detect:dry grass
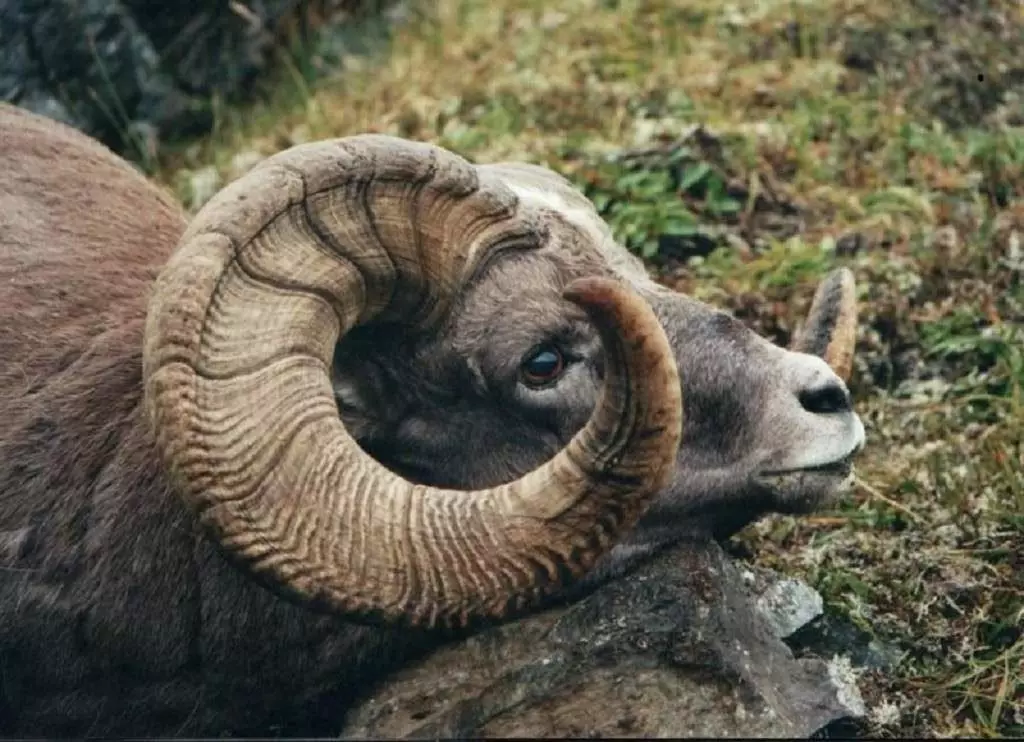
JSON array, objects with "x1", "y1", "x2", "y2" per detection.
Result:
[{"x1": 154, "y1": 0, "x2": 1023, "y2": 736}]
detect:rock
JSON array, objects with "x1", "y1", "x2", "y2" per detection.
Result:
[
  {"x1": 750, "y1": 570, "x2": 824, "y2": 639},
  {"x1": 0, "y1": 0, "x2": 374, "y2": 158},
  {"x1": 0, "y1": 0, "x2": 199, "y2": 162},
  {"x1": 339, "y1": 538, "x2": 865, "y2": 739},
  {"x1": 119, "y1": 0, "x2": 302, "y2": 97}
]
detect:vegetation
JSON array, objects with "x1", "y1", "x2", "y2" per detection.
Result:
[{"x1": 154, "y1": 0, "x2": 1023, "y2": 736}]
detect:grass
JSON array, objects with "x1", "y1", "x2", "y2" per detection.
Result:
[{"x1": 151, "y1": 0, "x2": 1023, "y2": 736}]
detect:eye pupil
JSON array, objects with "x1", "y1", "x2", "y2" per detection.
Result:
[{"x1": 521, "y1": 347, "x2": 564, "y2": 385}]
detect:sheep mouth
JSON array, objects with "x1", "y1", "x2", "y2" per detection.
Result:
[
  {"x1": 753, "y1": 451, "x2": 859, "y2": 513},
  {"x1": 758, "y1": 454, "x2": 855, "y2": 479},
  {"x1": 757, "y1": 440, "x2": 863, "y2": 479},
  {"x1": 802, "y1": 456, "x2": 851, "y2": 474},
  {"x1": 796, "y1": 453, "x2": 856, "y2": 476}
]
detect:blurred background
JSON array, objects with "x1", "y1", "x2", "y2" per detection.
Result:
[{"x1": 3, "y1": 0, "x2": 1021, "y2": 736}]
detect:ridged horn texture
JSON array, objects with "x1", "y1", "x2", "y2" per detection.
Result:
[
  {"x1": 791, "y1": 267, "x2": 858, "y2": 382},
  {"x1": 142, "y1": 135, "x2": 683, "y2": 630}
]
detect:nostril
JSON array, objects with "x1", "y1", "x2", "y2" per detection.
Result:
[{"x1": 799, "y1": 382, "x2": 851, "y2": 415}]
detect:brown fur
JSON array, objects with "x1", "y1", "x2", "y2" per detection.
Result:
[{"x1": 0, "y1": 103, "x2": 431, "y2": 736}]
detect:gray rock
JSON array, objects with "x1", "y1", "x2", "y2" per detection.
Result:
[
  {"x1": 339, "y1": 538, "x2": 865, "y2": 739},
  {"x1": 0, "y1": 0, "x2": 377, "y2": 158},
  {"x1": 0, "y1": 0, "x2": 206, "y2": 160},
  {"x1": 750, "y1": 569, "x2": 825, "y2": 639}
]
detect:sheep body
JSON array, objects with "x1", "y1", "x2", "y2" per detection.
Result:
[
  {"x1": 0, "y1": 102, "x2": 865, "y2": 736},
  {"x1": 0, "y1": 103, "x2": 422, "y2": 735}
]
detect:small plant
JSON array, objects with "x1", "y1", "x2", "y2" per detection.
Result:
[
  {"x1": 591, "y1": 168, "x2": 701, "y2": 257},
  {"x1": 691, "y1": 236, "x2": 833, "y2": 289},
  {"x1": 921, "y1": 310, "x2": 1024, "y2": 411},
  {"x1": 571, "y1": 149, "x2": 741, "y2": 259}
]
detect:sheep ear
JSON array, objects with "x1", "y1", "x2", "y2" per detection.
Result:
[{"x1": 790, "y1": 268, "x2": 857, "y2": 382}]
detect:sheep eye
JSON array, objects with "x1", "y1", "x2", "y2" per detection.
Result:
[{"x1": 520, "y1": 346, "x2": 565, "y2": 387}]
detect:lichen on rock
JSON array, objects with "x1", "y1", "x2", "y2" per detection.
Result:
[{"x1": 340, "y1": 537, "x2": 866, "y2": 739}]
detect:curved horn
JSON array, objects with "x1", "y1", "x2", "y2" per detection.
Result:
[
  {"x1": 143, "y1": 135, "x2": 682, "y2": 630},
  {"x1": 791, "y1": 267, "x2": 858, "y2": 381}
]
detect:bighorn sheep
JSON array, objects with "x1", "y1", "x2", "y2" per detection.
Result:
[{"x1": 0, "y1": 102, "x2": 865, "y2": 736}]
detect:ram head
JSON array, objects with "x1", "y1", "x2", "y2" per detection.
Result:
[{"x1": 144, "y1": 136, "x2": 864, "y2": 626}]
